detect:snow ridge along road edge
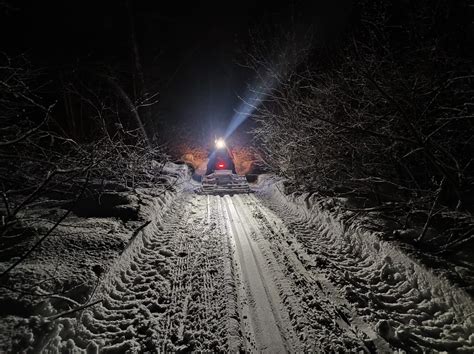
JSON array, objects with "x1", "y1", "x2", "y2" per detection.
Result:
[{"x1": 256, "y1": 178, "x2": 474, "y2": 352}]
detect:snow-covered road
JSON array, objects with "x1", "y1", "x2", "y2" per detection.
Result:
[
  {"x1": 72, "y1": 191, "x2": 474, "y2": 352},
  {"x1": 223, "y1": 195, "x2": 292, "y2": 352}
]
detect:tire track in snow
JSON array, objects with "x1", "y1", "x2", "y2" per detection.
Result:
[
  {"x1": 256, "y1": 191, "x2": 474, "y2": 353},
  {"x1": 58, "y1": 188, "x2": 472, "y2": 352},
  {"x1": 74, "y1": 192, "x2": 373, "y2": 352},
  {"x1": 221, "y1": 194, "x2": 292, "y2": 352},
  {"x1": 244, "y1": 193, "x2": 388, "y2": 352},
  {"x1": 73, "y1": 194, "x2": 239, "y2": 352}
]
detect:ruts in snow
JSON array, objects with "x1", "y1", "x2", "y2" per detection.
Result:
[{"x1": 67, "y1": 192, "x2": 473, "y2": 353}]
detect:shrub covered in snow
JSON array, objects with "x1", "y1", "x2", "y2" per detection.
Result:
[{"x1": 247, "y1": 0, "x2": 474, "y2": 253}]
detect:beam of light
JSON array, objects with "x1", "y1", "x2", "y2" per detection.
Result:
[
  {"x1": 223, "y1": 28, "x2": 310, "y2": 141},
  {"x1": 224, "y1": 73, "x2": 276, "y2": 140}
]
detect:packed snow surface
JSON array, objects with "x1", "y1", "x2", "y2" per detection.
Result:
[{"x1": 2, "y1": 174, "x2": 473, "y2": 352}]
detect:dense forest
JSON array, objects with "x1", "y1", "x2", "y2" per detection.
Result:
[
  {"x1": 248, "y1": 0, "x2": 474, "y2": 254},
  {"x1": 1, "y1": 1, "x2": 473, "y2": 352}
]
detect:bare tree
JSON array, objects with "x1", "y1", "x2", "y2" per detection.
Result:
[
  {"x1": 247, "y1": 0, "x2": 474, "y2": 251},
  {"x1": 0, "y1": 55, "x2": 168, "y2": 283}
]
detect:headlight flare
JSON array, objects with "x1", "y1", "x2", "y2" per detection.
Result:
[{"x1": 215, "y1": 138, "x2": 226, "y2": 149}]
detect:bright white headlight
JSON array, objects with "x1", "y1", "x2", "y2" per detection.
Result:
[{"x1": 215, "y1": 138, "x2": 226, "y2": 149}]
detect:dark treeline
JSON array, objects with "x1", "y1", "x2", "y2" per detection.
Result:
[
  {"x1": 249, "y1": 0, "x2": 473, "y2": 252},
  {"x1": 0, "y1": 1, "x2": 172, "y2": 282},
  {"x1": 1, "y1": 0, "x2": 473, "y2": 255}
]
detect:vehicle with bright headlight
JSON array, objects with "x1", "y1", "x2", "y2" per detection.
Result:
[{"x1": 196, "y1": 138, "x2": 251, "y2": 195}]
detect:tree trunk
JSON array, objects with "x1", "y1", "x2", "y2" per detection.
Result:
[{"x1": 104, "y1": 76, "x2": 151, "y2": 147}]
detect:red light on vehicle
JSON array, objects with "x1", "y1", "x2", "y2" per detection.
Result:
[{"x1": 217, "y1": 162, "x2": 225, "y2": 169}]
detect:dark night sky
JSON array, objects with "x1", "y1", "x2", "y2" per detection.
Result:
[{"x1": 1, "y1": 1, "x2": 353, "y2": 141}]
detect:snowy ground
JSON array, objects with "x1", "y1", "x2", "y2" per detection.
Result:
[
  {"x1": 1, "y1": 174, "x2": 473, "y2": 352},
  {"x1": 255, "y1": 177, "x2": 474, "y2": 352},
  {"x1": 0, "y1": 163, "x2": 188, "y2": 352}
]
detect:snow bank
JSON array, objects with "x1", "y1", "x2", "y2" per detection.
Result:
[
  {"x1": 0, "y1": 162, "x2": 191, "y2": 352},
  {"x1": 255, "y1": 175, "x2": 474, "y2": 352}
]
